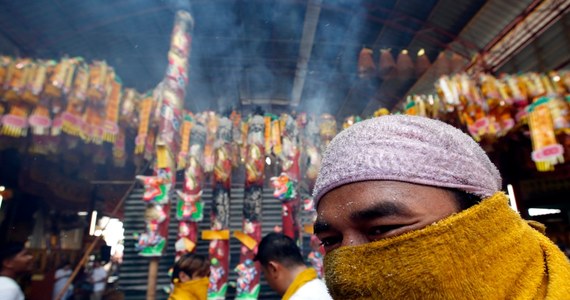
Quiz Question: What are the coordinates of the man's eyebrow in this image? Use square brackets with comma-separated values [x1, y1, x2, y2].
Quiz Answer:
[350, 201, 411, 222]
[313, 221, 330, 235]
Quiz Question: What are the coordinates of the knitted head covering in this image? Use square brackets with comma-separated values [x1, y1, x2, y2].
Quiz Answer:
[313, 115, 501, 207]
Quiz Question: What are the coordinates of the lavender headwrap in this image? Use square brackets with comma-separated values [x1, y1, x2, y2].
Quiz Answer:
[313, 115, 501, 207]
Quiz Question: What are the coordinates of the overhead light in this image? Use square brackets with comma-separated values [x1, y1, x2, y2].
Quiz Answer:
[89, 211, 98, 236]
[401, 49, 409, 55]
[552, 75, 561, 82]
[0, 186, 5, 192]
[417, 49, 425, 56]
[78, 211, 88, 216]
[506, 184, 519, 212]
[266, 157, 271, 165]
[528, 208, 561, 217]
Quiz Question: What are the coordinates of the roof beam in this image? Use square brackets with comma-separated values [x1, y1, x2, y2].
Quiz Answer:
[290, 0, 322, 106]
[468, 0, 570, 72]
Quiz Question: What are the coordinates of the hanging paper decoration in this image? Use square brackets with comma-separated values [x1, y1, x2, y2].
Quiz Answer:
[358, 47, 376, 79]
[100, 76, 122, 143]
[119, 88, 140, 129]
[28, 60, 54, 137]
[235, 115, 264, 300]
[378, 49, 396, 79]
[135, 94, 153, 154]
[80, 62, 115, 144]
[415, 49, 431, 77]
[396, 50, 414, 79]
[205, 115, 232, 300]
[450, 52, 467, 74]
[61, 60, 88, 136]
[203, 111, 218, 173]
[528, 97, 565, 171]
[177, 112, 194, 169]
[113, 128, 127, 167]
[0, 56, 12, 96]
[433, 52, 451, 76]
[175, 118, 206, 260]
[1, 58, 34, 137]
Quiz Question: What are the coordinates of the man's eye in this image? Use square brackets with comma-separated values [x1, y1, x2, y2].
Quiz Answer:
[318, 236, 341, 250]
[367, 225, 404, 239]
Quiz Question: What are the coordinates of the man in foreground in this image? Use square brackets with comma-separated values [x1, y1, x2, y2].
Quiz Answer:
[255, 233, 331, 300]
[0, 242, 34, 300]
[313, 115, 570, 299]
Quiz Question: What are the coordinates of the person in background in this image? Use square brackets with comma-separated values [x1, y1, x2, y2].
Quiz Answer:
[312, 115, 570, 299]
[53, 261, 73, 300]
[255, 233, 332, 300]
[89, 260, 107, 300]
[0, 242, 34, 300]
[168, 253, 210, 300]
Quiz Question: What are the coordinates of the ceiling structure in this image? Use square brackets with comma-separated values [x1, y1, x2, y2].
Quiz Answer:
[1, 0, 570, 225]
[2, 0, 565, 119]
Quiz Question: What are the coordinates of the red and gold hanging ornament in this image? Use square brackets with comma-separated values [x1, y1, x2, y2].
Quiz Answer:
[119, 88, 140, 129]
[177, 112, 194, 169]
[135, 94, 153, 154]
[528, 97, 565, 171]
[61, 60, 89, 136]
[1, 58, 34, 137]
[102, 76, 122, 143]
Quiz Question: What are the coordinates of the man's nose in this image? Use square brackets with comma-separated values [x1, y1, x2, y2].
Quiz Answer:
[341, 232, 368, 247]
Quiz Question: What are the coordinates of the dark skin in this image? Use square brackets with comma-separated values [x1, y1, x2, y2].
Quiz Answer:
[0, 248, 34, 279]
[314, 181, 461, 252]
[260, 261, 307, 296]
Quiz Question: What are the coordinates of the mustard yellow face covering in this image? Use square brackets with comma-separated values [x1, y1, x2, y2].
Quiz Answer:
[324, 192, 570, 299]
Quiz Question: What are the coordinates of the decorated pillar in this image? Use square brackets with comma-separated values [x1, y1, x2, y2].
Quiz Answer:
[204, 115, 232, 300]
[135, 10, 193, 299]
[298, 113, 324, 277]
[270, 114, 302, 244]
[235, 115, 265, 300]
[175, 114, 206, 260]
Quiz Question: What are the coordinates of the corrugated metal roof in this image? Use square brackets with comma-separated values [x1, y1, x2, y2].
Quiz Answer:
[406, 0, 538, 96]
[455, 0, 536, 51]
[498, 12, 570, 73]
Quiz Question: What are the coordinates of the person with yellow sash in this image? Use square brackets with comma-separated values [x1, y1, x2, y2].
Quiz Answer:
[168, 253, 210, 300]
[313, 115, 570, 299]
[255, 233, 332, 300]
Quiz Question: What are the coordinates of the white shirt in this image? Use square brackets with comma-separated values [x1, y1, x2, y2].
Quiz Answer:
[289, 278, 333, 300]
[0, 276, 24, 300]
[53, 268, 73, 299]
[90, 266, 107, 292]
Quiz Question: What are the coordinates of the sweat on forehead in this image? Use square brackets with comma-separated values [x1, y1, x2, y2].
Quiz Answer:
[312, 115, 501, 208]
